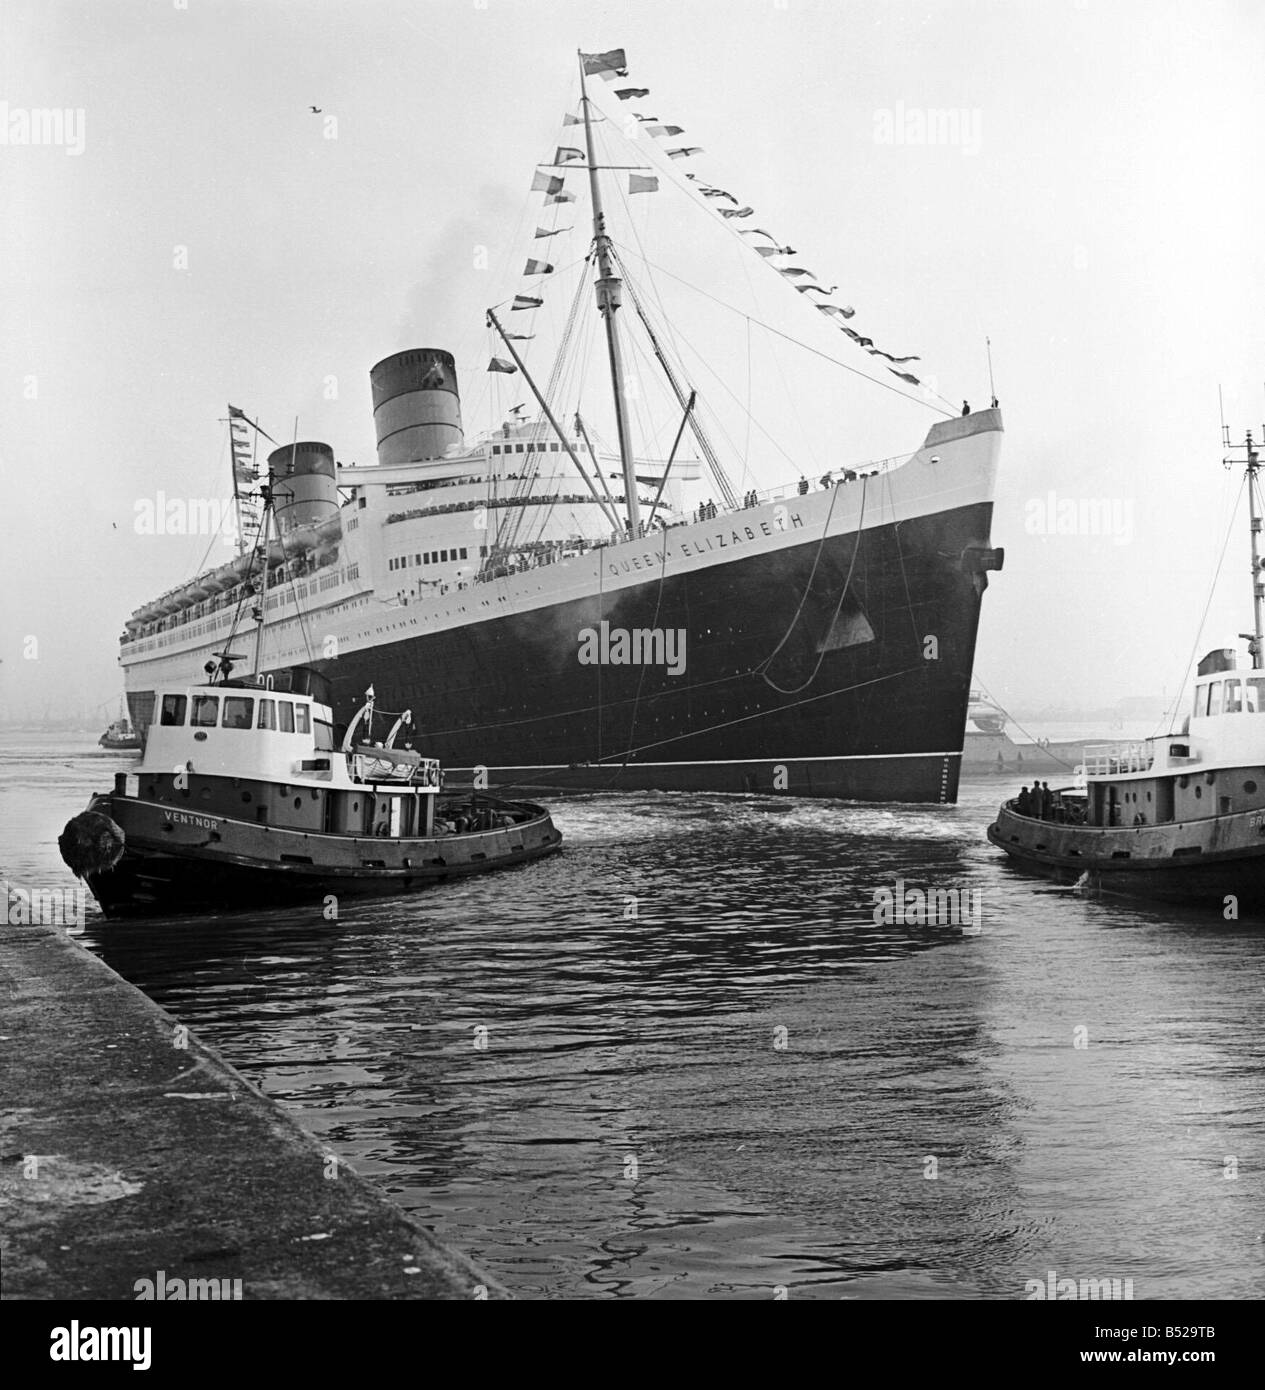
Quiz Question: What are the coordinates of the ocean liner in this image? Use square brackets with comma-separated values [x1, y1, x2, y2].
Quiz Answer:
[118, 49, 1004, 803]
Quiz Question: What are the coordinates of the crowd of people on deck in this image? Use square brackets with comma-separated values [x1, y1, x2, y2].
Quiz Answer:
[1015, 781, 1085, 824]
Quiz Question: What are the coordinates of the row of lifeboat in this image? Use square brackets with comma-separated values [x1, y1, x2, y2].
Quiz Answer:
[126, 518, 343, 634]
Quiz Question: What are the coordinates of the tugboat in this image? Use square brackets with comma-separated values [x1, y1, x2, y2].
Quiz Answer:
[61, 473, 562, 918]
[98, 701, 143, 751]
[60, 671, 562, 918]
[987, 429, 1265, 913]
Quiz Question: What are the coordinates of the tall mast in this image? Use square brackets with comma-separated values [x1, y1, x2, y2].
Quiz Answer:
[252, 490, 272, 676]
[578, 53, 640, 538]
[1247, 433, 1263, 669]
[1226, 428, 1263, 669]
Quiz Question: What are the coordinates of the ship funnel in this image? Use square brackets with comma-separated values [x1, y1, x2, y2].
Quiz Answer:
[370, 348, 463, 466]
[267, 441, 339, 533]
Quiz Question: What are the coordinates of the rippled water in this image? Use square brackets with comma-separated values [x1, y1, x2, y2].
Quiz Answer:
[4, 733, 1264, 1299]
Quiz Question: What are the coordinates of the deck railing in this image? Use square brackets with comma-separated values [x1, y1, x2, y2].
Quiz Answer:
[1082, 741, 1154, 775]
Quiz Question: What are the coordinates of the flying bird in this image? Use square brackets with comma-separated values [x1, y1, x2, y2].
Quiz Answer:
[309, 106, 322, 114]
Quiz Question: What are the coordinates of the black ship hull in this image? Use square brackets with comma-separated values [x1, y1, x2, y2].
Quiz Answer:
[303, 498, 997, 803]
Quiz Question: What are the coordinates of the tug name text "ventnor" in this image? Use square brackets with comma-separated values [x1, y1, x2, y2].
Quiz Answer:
[578, 621, 687, 676]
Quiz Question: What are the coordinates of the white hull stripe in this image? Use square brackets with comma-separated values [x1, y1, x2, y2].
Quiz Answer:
[451, 751, 963, 770]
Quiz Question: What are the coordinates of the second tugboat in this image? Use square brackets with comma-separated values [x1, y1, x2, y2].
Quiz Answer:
[98, 700, 143, 751]
[988, 429, 1265, 913]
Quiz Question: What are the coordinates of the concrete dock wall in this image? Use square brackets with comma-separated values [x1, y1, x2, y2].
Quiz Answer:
[0, 920, 506, 1300]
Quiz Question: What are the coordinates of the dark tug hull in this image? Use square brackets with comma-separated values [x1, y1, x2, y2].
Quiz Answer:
[84, 799, 562, 919]
[988, 803, 1265, 915]
[307, 500, 998, 803]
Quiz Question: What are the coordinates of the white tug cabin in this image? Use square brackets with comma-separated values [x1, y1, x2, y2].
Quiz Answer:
[1080, 648, 1265, 828]
[130, 668, 447, 840]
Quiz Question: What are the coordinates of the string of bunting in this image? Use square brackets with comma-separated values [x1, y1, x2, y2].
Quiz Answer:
[609, 47, 924, 385]
[489, 47, 922, 387]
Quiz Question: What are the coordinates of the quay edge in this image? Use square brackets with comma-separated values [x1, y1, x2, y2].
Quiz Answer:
[0, 920, 507, 1300]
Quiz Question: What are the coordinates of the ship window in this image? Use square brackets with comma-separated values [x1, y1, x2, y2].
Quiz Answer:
[191, 695, 219, 727]
[1207, 682, 1223, 716]
[159, 694, 187, 726]
[441, 549, 449, 562]
[257, 698, 276, 730]
[295, 705, 310, 735]
[223, 696, 253, 729]
[279, 702, 295, 733]
[516, 444, 524, 453]
[1245, 780, 1258, 795]
[492, 445, 500, 454]
[314, 719, 334, 751]
[1225, 679, 1243, 713]
[460, 547, 468, 560]
[1248, 678, 1265, 711]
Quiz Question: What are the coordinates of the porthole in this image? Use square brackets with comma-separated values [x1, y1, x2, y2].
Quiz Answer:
[1245, 780, 1258, 795]
[241, 791, 252, 803]
[1195, 786, 1202, 799]
[1146, 791, 1152, 801]
[1178, 775, 1189, 789]
[1205, 772, 1216, 785]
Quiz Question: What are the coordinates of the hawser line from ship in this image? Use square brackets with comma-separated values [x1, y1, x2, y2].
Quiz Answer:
[118, 49, 1004, 803]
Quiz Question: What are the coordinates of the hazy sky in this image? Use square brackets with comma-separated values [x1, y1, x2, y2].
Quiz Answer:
[2, 0, 1263, 723]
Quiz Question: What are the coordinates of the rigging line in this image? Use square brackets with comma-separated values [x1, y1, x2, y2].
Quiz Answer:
[475, 70, 576, 368]
[760, 479, 868, 697]
[591, 83, 940, 407]
[425, 651, 777, 739]
[275, 528, 317, 666]
[182, 425, 238, 584]
[624, 249, 951, 417]
[883, 471, 924, 650]
[1149, 471, 1248, 739]
[638, 297, 803, 478]
[595, 663, 927, 765]
[969, 683, 1082, 774]
[727, 198, 813, 483]
[762, 307, 824, 477]
[603, 155, 728, 465]
[607, 241, 737, 508]
[506, 257, 592, 554]
[603, 123, 697, 389]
